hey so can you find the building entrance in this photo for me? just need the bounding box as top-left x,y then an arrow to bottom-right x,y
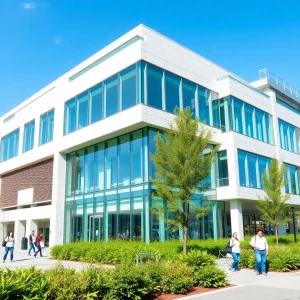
88,215 -> 103,242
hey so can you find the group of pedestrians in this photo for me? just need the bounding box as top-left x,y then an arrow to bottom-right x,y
2,230 -> 44,263
228,229 -> 269,275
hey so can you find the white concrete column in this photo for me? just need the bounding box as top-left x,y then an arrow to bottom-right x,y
49,152 -> 66,247
230,199 -> 244,240
14,220 -> 26,249
0,222 -> 4,245
26,219 -> 38,239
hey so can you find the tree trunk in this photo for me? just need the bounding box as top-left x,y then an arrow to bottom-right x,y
275,225 -> 278,246
183,224 -> 188,255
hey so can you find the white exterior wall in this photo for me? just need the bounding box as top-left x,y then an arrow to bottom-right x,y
0,24 -> 299,246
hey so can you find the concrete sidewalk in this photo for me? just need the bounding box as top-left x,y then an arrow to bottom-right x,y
178,259 -> 300,300
1,248 -> 114,270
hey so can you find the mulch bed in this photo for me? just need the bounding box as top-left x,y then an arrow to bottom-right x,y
155,285 -> 235,300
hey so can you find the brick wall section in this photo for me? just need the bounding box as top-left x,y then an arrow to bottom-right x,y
0,158 -> 53,207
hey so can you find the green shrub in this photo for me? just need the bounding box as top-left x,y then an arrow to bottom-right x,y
104,263 -> 153,300
194,266 -> 227,288
180,250 -> 215,270
160,262 -> 194,294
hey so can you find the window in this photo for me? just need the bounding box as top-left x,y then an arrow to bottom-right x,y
77,91 -> 89,129
147,64 -> 164,110
182,79 -> 196,117
255,109 -> 266,142
23,120 -> 35,153
105,139 -> 118,189
39,109 -> 54,146
278,119 -> 299,154
165,71 -> 180,113
217,150 -> 229,186
64,98 -> 76,135
237,150 -> 271,189
105,74 -> 119,118
120,65 -> 137,111
0,128 -> 20,162
90,83 -> 103,124
244,104 -> 255,138
233,98 -> 244,134
198,86 -> 211,125
118,134 -> 130,187
285,164 -> 300,195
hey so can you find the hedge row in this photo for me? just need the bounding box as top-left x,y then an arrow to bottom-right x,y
0,251 -> 227,299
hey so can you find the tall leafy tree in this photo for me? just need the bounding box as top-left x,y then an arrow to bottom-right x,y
151,107 -> 219,254
257,159 -> 291,246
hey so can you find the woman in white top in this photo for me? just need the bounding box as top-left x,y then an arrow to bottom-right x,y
230,232 -> 241,272
3,231 -> 15,263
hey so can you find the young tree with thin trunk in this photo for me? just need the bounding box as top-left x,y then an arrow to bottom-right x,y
257,158 -> 291,246
151,107 -> 219,255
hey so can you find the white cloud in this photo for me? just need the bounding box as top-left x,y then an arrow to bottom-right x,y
53,37 -> 62,45
22,2 -> 36,9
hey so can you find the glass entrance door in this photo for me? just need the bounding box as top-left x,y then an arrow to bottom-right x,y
88,215 -> 103,242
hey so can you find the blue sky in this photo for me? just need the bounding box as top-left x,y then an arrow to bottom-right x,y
0,0 -> 300,116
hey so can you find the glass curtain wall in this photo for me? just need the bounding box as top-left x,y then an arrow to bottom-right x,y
23,120 -> 35,153
217,96 -> 274,144
217,150 -> 229,186
64,61 -> 218,136
0,128 -> 20,162
278,119 -> 300,154
237,150 -> 271,188
64,127 -> 223,243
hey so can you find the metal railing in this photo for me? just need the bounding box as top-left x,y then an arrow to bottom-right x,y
259,68 -> 300,98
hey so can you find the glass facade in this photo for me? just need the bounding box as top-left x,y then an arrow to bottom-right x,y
23,120 -> 35,153
39,109 -> 54,146
215,96 -> 274,144
278,119 -> 300,154
0,128 -> 20,162
64,61 -> 218,135
64,127 -> 224,243
284,163 -> 300,195
237,150 -> 271,189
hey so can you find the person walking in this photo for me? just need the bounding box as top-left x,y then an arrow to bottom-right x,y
230,232 -> 241,272
34,232 -> 43,258
250,229 -> 269,275
28,230 -> 36,256
3,232 -> 15,263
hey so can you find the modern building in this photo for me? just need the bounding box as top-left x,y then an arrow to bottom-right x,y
1,25 -> 299,248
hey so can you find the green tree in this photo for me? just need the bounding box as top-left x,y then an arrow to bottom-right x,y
257,159 -> 291,246
151,107 -> 219,255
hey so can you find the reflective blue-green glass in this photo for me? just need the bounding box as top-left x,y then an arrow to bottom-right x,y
289,124 -> 296,153
285,164 -> 300,195
104,75 -> 119,118
147,64 -> 163,110
90,84 -> 103,124
84,146 -> 94,193
233,98 -> 244,134
107,200 -> 117,239
212,100 -> 220,128
198,86 -> 211,125
75,150 -> 85,194
105,138 -> 117,189
131,130 -> 144,185
182,79 -> 196,117
23,120 -> 35,153
245,104 -> 254,138
265,114 -> 274,144
95,143 -> 105,191
120,65 -> 137,110
258,156 -> 269,188
279,119 -> 299,154
0,128 -> 20,162
65,153 -> 74,196
238,150 -> 247,186
77,91 -> 89,129
39,109 -> 54,145
165,71 -> 180,113
64,98 -> 76,134
248,153 -> 257,188
39,113 -> 48,145
255,109 -> 265,142
220,97 -> 233,131
148,128 -> 159,179
218,150 -> 229,186
118,134 -> 130,187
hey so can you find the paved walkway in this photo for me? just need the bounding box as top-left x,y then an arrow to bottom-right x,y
178,258 -> 300,300
1,248 -> 114,270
